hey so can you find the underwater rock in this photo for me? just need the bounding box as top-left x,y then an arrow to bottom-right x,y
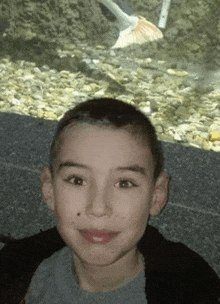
167,69 -> 188,77
209,131 -> 220,142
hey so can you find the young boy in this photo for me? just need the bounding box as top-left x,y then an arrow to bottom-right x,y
21,98 -> 220,302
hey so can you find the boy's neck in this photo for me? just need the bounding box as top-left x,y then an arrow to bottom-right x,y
72,249 -> 145,292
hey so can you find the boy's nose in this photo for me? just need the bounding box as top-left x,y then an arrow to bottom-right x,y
86,185 -> 112,218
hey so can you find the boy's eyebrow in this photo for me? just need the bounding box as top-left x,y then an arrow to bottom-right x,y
116,165 -> 146,176
58,161 -> 146,176
58,161 -> 89,173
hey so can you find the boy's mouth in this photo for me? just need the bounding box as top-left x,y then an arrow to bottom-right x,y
79,229 -> 119,244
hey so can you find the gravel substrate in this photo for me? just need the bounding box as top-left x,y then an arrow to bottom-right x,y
0,40 -> 219,152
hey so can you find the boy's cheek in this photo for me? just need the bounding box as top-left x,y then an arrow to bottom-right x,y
54,208 -> 76,222
134,215 -> 148,232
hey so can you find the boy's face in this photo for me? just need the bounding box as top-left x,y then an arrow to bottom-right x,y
42,124 -> 168,266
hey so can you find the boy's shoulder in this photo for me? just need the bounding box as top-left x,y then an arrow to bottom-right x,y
25,246 -> 71,303
139,225 -> 220,302
30,245 -> 70,282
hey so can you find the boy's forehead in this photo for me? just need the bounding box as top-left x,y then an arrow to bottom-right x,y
57,123 -> 154,171
60,123 -> 149,150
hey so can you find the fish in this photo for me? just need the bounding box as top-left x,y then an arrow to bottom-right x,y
97,0 -> 163,48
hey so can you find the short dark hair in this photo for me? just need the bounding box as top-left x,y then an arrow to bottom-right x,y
49,98 -> 164,182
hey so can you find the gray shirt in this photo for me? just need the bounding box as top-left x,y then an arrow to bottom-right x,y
26,246 -> 147,303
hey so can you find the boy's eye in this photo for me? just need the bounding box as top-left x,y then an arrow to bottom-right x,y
64,176 -> 86,186
116,180 -> 137,189
63,176 -> 137,188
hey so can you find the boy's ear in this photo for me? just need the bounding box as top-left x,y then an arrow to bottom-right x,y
150,171 -> 170,217
40,165 -> 55,211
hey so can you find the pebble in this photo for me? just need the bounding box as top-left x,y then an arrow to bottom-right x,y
209,131 -> 220,142
167,69 -> 189,77
0,45 -> 219,153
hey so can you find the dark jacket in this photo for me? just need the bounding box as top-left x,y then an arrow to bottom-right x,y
1,225 -> 220,303
138,226 -> 220,303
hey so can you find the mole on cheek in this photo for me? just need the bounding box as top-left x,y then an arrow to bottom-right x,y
77,212 -> 81,216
